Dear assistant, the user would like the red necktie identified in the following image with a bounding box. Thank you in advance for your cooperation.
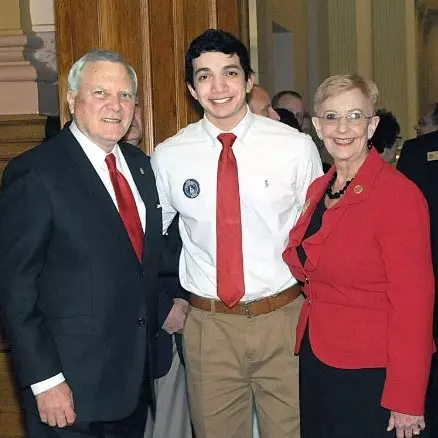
[216,133,245,308]
[105,153,144,261]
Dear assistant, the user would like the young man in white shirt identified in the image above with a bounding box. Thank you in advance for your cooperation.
[151,29,322,438]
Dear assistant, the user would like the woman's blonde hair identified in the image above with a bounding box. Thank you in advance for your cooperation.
[314,74,378,114]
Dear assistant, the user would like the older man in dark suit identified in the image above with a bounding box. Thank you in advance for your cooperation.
[0,49,162,438]
[397,120,438,438]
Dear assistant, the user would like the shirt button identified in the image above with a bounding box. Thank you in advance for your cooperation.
[305,277,309,284]
[137,317,146,326]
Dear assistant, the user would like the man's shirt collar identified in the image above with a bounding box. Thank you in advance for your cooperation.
[201,105,254,145]
[69,121,121,169]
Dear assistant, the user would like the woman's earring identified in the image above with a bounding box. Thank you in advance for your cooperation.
[367,139,373,150]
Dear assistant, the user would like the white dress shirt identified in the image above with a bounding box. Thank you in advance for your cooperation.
[31,122,146,395]
[151,108,323,301]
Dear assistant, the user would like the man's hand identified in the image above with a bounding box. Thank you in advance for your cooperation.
[36,381,76,428]
[387,411,426,438]
[162,298,188,334]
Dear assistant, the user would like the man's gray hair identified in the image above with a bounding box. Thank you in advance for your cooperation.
[67,49,138,94]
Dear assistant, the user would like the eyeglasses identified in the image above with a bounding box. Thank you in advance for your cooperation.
[315,111,374,124]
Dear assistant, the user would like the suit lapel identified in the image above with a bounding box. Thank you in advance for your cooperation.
[61,128,120,216]
[120,144,155,216]
[59,129,143,264]
[120,143,161,266]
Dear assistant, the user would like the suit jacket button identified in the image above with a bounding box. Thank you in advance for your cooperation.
[137,317,146,326]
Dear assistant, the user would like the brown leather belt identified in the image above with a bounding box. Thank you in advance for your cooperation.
[189,283,302,317]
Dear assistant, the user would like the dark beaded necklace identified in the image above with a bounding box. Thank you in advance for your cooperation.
[326,172,353,199]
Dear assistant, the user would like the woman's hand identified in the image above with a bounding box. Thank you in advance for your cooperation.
[387,411,426,437]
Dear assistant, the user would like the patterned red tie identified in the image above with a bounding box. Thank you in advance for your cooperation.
[105,153,144,261]
[216,133,245,308]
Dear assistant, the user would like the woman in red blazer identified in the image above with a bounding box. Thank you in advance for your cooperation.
[283,74,435,438]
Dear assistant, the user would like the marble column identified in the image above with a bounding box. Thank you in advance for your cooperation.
[318,0,418,140]
[355,0,373,79]
[0,0,38,115]
[327,0,357,75]
[27,0,58,115]
[372,0,418,139]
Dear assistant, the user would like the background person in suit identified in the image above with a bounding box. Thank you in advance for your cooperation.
[272,90,305,129]
[272,89,333,171]
[414,103,438,137]
[397,127,438,438]
[122,105,193,438]
[144,215,193,438]
[283,74,435,438]
[0,49,162,438]
[123,102,143,147]
[370,109,401,165]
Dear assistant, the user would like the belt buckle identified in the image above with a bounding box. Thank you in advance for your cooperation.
[244,301,252,318]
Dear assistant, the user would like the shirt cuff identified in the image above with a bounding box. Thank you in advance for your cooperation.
[31,373,65,395]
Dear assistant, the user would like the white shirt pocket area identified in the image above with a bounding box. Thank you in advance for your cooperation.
[238,170,300,232]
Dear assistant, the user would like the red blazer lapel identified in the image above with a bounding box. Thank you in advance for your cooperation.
[288,168,334,245]
[284,149,386,277]
[283,169,333,279]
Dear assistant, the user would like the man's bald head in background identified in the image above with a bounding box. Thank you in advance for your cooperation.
[248,85,280,121]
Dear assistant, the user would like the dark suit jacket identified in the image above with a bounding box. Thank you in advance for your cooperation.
[155,215,188,378]
[0,127,162,422]
[283,148,435,415]
[397,130,438,340]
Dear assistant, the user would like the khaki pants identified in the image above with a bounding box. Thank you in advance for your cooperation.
[183,296,302,438]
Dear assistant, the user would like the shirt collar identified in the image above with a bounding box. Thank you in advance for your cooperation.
[201,105,254,146]
[69,121,121,170]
